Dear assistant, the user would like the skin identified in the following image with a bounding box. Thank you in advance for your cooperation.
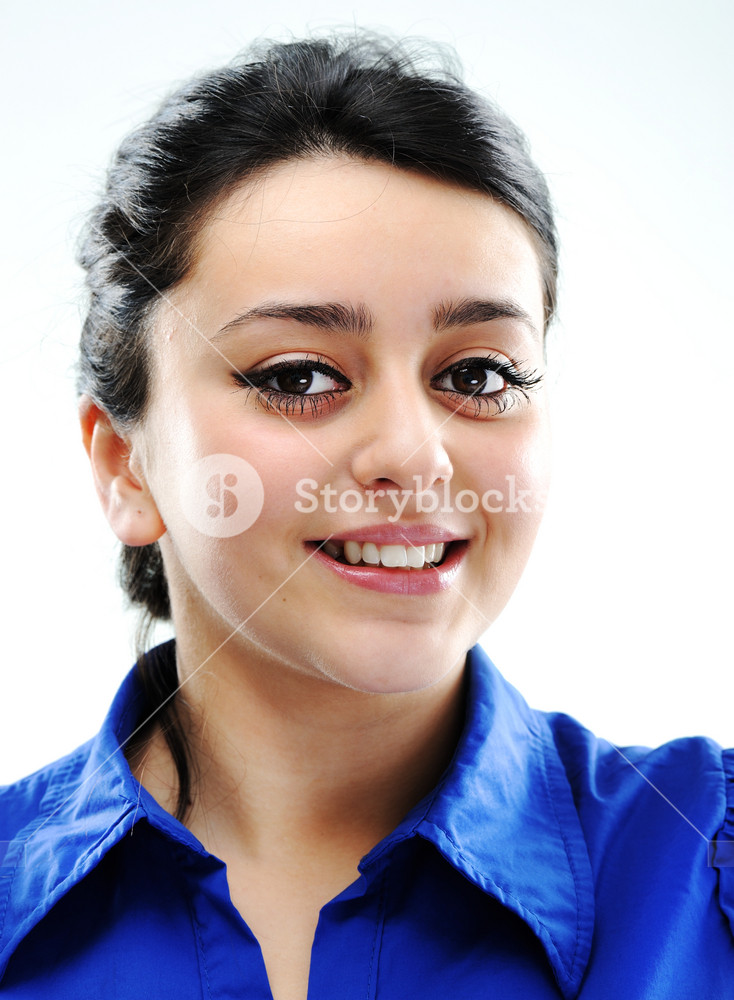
[80,156,551,1000]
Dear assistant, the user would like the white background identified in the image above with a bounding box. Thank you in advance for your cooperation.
[1,0,732,783]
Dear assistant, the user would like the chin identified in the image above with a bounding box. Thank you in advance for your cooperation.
[310,633,471,696]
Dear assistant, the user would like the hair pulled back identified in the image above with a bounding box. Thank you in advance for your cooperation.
[77,32,557,817]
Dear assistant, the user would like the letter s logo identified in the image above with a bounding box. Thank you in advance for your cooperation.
[180,455,264,537]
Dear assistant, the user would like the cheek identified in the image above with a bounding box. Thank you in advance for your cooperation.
[240,430,330,535]
[144,386,320,532]
[456,412,551,523]
[507,423,552,517]
[463,424,550,621]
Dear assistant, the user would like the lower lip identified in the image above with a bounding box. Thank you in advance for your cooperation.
[308,542,467,595]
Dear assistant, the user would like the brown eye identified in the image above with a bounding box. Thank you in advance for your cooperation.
[436,363,504,395]
[233,357,352,419]
[246,363,347,396]
[270,368,330,394]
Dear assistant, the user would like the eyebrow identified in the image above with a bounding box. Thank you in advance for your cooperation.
[432,298,541,340]
[214,297,540,341]
[214,302,373,340]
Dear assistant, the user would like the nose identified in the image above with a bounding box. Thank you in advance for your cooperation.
[348,380,454,494]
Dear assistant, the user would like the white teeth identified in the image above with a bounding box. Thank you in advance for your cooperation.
[380,545,408,568]
[323,539,449,569]
[361,542,380,565]
[343,540,362,565]
[406,545,425,569]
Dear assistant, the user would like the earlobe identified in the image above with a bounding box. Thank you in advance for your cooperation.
[79,395,166,546]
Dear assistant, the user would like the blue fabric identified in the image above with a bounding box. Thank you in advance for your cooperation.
[1,642,733,998]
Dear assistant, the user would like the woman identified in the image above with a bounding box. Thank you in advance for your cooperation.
[0,33,732,1000]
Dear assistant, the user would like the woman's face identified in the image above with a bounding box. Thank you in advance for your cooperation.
[134,157,551,693]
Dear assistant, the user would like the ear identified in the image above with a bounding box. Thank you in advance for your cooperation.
[79,395,166,546]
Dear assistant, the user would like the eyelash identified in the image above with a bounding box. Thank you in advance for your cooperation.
[430,356,543,417]
[232,356,348,418]
[232,354,543,419]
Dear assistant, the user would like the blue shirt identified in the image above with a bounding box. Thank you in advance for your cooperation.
[1,642,733,998]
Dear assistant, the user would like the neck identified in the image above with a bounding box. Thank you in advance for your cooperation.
[136,630,467,865]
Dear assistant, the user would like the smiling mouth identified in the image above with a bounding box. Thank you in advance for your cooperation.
[315,539,451,570]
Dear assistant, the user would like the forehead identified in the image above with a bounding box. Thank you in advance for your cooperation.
[180,156,545,332]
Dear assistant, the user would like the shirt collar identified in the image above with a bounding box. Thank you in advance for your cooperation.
[362,645,595,998]
[1,643,594,994]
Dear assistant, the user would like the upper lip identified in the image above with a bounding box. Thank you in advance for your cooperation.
[312,524,467,546]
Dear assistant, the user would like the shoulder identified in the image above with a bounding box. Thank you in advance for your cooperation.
[0,655,167,852]
[541,707,734,929]
[544,708,728,839]
[0,741,94,844]
[468,646,730,835]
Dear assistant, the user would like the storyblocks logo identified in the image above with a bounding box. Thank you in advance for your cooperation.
[180,454,265,537]
[294,475,545,521]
